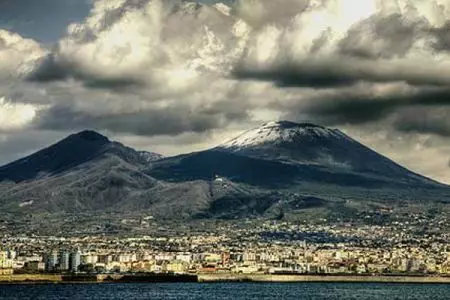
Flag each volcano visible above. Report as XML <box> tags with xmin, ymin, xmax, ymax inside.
<box><xmin>149</xmin><ymin>121</ymin><xmax>441</xmax><ymax>189</ymax></box>
<box><xmin>0</xmin><ymin>122</ymin><xmax>448</xmax><ymax>223</ymax></box>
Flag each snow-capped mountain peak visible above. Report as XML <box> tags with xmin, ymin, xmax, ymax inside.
<box><xmin>218</xmin><ymin>121</ymin><xmax>346</xmax><ymax>150</ymax></box>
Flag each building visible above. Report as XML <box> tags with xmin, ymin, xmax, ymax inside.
<box><xmin>0</xmin><ymin>250</ymin><xmax>13</xmax><ymax>275</ymax></box>
<box><xmin>45</xmin><ymin>251</ymin><xmax>58</xmax><ymax>272</ymax></box>
<box><xmin>0</xmin><ymin>251</ymin><xmax>8</xmax><ymax>268</ymax></box>
<box><xmin>0</xmin><ymin>268</ymin><xmax>13</xmax><ymax>275</ymax></box>
<box><xmin>25</xmin><ymin>261</ymin><xmax>46</xmax><ymax>272</ymax></box>
<box><xmin>59</xmin><ymin>251</ymin><xmax>70</xmax><ymax>271</ymax></box>
<box><xmin>69</xmin><ymin>250</ymin><xmax>81</xmax><ymax>273</ymax></box>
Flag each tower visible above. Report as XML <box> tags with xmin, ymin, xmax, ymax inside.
<box><xmin>69</xmin><ymin>249</ymin><xmax>81</xmax><ymax>273</ymax></box>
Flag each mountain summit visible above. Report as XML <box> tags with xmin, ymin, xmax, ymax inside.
<box><xmin>219</xmin><ymin>121</ymin><xmax>333</xmax><ymax>150</ymax></box>
<box><xmin>217</xmin><ymin>121</ymin><xmax>349</xmax><ymax>165</ymax></box>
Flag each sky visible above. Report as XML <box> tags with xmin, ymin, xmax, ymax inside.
<box><xmin>0</xmin><ymin>0</ymin><xmax>449</xmax><ymax>184</ymax></box>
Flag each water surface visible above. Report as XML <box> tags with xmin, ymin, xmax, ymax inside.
<box><xmin>0</xmin><ymin>282</ymin><xmax>448</xmax><ymax>300</ymax></box>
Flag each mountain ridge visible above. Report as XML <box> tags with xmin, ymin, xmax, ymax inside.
<box><xmin>0</xmin><ymin>130</ymin><xmax>161</xmax><ymax>183</ymax></box>
<box><xmin>0</xmin><ymin>121</ymin><xmax>448</xmax><ymax>223</ymax></box>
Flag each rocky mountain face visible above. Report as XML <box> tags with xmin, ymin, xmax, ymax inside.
<box><xmin>0</xmin><ymin>130</ymin><xmax>161</xmax><ymax>212</ymax></box>
<box><xmin>0</xmin><ymin>130</ymin><xmax>160</xmax><ymax>183</ymax></box>
<box><xmin>0</xmin><ymin>122</ymin><xmax>448</xmax><ymax>222</ymax></box>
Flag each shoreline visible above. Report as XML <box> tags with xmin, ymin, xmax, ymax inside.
<box><xmin>0</xmin><ymin>273</ymin><xmax>449</xmax><ymax>284</ymax></box>
<box><xmin>198</xmin><ymin>273</ymin><xmax>450</xmax><ymax>284</ymax></box>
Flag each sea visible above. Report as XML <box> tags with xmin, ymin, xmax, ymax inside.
<box><xmin>0</xmin><ymin>282</ymin><xmax>449</xmax><ymax>300</ymax></box>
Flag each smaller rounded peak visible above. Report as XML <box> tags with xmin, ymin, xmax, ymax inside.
<box><xmin>72</xmin><ymin>130</ymin><xmax>109</xmax><ymax>143</ymax></box>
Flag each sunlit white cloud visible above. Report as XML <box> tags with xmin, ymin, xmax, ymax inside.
<box><xmin>30</xmin><ymin>0</ymin><xmax>251</xmax><ymax>91</ymax></box>
<box><xmin>0</xmin><ymin>29</ymin><xmax>47</xmax><ymax>79</ymax></box>
<box><xmin>0</xmin><ymin>96</ymin><xmax>38</xmax><ymax>131</ymax></box>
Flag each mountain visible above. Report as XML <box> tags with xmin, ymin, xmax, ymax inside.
<box><xmin>0</xmin><ymin>123</ymin><xmax>448</xmax><ymax>227</ymax></box>
<box><xmin>0</xmin><ymin>130</ymin><xmax>162</xmax><ymax>212</ymax></box>
<box><xmin>0</xmin><ymin>130</ymin><xmax>161</xmax><ymax>183</ymax></box>
<box><xmin>214</xmin><ymin>121</ymin><xmax>439</xmax><ymax>186</ymax></box>
<box><xmin>148</xmin><ymin>121</ymin><xmax>441</xmax><ymax>189</ymax></box>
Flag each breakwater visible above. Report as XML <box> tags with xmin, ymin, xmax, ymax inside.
<box><xmin>0</xmin><ymin>274</ymin><xmax>62</xmax><ymax>283</ymax></box>
<box><xmin>0</xmin><ymin>273</ymin><xmax>196</xmax><ymax>283</ymax></box>
<box><xmin>197</xmin><ymin>273</ymin><xmax>450</xmax><ymax>284</ymax></box>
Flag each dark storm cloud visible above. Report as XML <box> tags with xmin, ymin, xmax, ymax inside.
<box><xmin>234</xmin><ymin>60</ymin><xmax>450</xmax><ymax>88</ymax></box>
<box><xmin>28</xmin><ymin>53</ymin><xmax>146</xmax><ymax>89</ymax></box>
<box><xmin>283</xmin><ymin>87</ymin><xmax>450</xmax><ymax>129</ymax></box>
<box><xmin>396</xmin><ymin>118</ymin><xmax>450</xmax><ymax>137</ymax></box>
<box><xmin>35</xmin><ymin>103</ymin><xmax>249</xmax><ymax>136</ymax></box>
<box><xmin>233</xmin><ymin>62</ymin><xmax>357</xmax><ymax>88</ymax></box>
<box><xmin>428</xmin><ymin>21</ymin><xmax>450</xmax><ymax>53</ymax></box>
<box><xmin>27</xmin><ymin>54</ymin><xmax>70</xmax><ymax>82</ymax></box>
<box><xmin>338</xmin><ymin>13</ymin><xmax>421</xmax><ymax>60</ymax></box>
<box><xmin>394</xmin><ymin>107</ymin><xmax>450</xmax><ymax>137</ymax></box>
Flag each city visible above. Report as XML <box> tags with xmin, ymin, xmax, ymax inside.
<box><xmin>1</xmin><ymin>214</ymin><xmax>449</xmax><ymax>278</ymax></box>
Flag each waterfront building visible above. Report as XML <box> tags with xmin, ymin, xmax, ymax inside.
<box><xmin>0</xmin><ymin>268</ymin><xmax>13</xmax><ymax>275</ymax></box>
<box><xmin>0</xmin><ymin>251</ymin><xmax>8</xmax><ymax>269</ymax></box>
<box><xmin>25</xmin><ymin>261</ymin><xmax>45</xmax><ymax>272</ymax></box>
<box><xmin>44</xmin><ymin>251</ymin><xmax>58</xmax><ymax>272</ymax></box>
<box><xmin>69</xmin><ymin>250</ymin><xmax>81</xmax><ymax>273</ymax></box>
<box><xmin>59</xmin><ymin>251</ymin><xmax>70</xmax><ymax>271</ymax></box>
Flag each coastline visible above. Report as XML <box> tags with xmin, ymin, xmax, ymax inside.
<box><xmin>0</xmin><ymin>273</ymin><xmax>449</xmax><ymax>284</ymax></box>
<box><xmin>197</xmin><ymin>273</ymin><xmax>450</xmax><ymax>284</ymax></box>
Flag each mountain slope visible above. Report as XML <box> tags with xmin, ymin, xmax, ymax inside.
<box><xmin>0</xmin><ymin>130</ymin><xmax>163</xmax><ymax>213</ymax></box>
<box><xmin>142</xmin><ymin>121</ymin><xmax>449</xmax><ymax>219</ymax></box>
<box><xmin>215</xmin><ymin>121</ymin><xmax>439</xmax><ymax>186</ymax></box>
<box><xmin>0</xmin><ymin>130</ymin><xmax>161</xmax><ymax>183</ymax></box>
<box><xmin>148</xmin><ymin>121</ymin><xmax>442</xmax><ymax>189</ymax></box>
<box><xmin>0</xmin><ymin>123</ymin><xmax>448</xmax><ymax>224</ymax></box>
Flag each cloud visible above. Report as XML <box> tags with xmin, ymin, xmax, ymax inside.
<box><xmin>28</xmin><ymin>0</ymin><xmax>250</xmax><ymax>91</ymax></box>
<box><xmin>283</xmin><ymin>84</ymin><xmax>450</xmax><ymax>124</ymax></box>
<box><xmin>34</xmin><ymin>97</ymin><xmax>250</xmax><ymax>136</ymax></box>
<box><xmin>0</xmin><ymin>97</ymin><xmax>38</xmax><ymax>131</ymax></box>
<box><xmin>234</xmin><ymin>0</ymin><xmax>450</xmax><ymax>88</ymax></box>
<box><xmin>0</xmin><ymin>29</ymin><xmax>46</xmax><ymax>80</ymax></box>
<box><xmin>13</xmin><ymin>0</ymin><xmax>450</xmax><ymax>136</ymax></box>
<box><xmin>234</xmin><ymin>0</ymin><xmax>309</xmax><ymax>29</ymax></box>
<box><xmin>394</xmin><ymin>107</ymin><xmax>450</xmax><ymax>137</ymax></box>
<box><xmin>21</xmin><ymin>0</ymin><xmax>450</xmax><ymax>139</ymax></box>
